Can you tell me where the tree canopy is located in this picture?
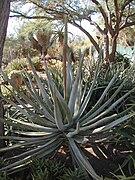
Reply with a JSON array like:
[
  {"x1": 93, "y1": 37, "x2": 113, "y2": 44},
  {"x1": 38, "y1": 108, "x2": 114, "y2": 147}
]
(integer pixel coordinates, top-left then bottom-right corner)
[{"x1": 9, "y1": 0, "x2": 135, "y2": 62}]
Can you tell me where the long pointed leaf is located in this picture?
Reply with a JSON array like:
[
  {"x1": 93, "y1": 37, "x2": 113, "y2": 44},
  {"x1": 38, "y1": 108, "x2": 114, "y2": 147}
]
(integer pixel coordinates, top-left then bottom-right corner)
[
  {"x1": 76, "y1": 57, "x2": 101, "y2": 120},
  {"x1": 0, "y1": 137, "x2": 62, "y2": 172},
  {"x1": 80, "y1": 82, "x2": 135, "y2": 125},
  {"x1": 24, "y1": 71, "x2": 55, "y2": 122},
  {"x1": 91, "y1": 112, "x2": 135, "y2": 134},
  {"x1": 81, "y1": 74, "x2": 128, "y2": 123},
  {"x1": 68, "y1": 138, "x2": 100, "y2": 180},
  {"x1": 44, "y1": 61, "x2": 73, "y2": 125},
  {"x1": 27, "y1": 56, "x2": 53, "y2": 109},
  {"x1": 87, "y1": 68, "x2": 121, "y2": 115},
  {"x1": 66, "y1": 53, "x2": 74, "y2": 101},
  {"x1": 55, "y1": 89, "x2": 73, "y2": 125},
  {"x1": 53, "y1": 87, "x2": 65, "y2": 130},
  {"x1": 68, "y1": 52, "x2": 85, "y2": 115},
  {"x1": 6, "y1": 118, "x2": 58, "y2": 132}
]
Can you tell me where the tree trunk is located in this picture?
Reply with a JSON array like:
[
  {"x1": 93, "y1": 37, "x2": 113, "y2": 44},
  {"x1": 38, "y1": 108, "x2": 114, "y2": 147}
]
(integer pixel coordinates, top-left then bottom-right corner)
[
  {"x1": 109, "y1": 36, "x2": 118, "y2": 62},
  {"x1": 103, "y1": 28, "x2": 109, "y2": 63},
  {"x1": 0, "y1": 0, "x2": 11, "y2": 148}
]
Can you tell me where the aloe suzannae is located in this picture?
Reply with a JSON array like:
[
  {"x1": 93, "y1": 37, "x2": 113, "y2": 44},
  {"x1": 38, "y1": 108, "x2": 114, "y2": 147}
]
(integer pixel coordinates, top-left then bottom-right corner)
[{"x1": 0, "y1": 55, "x2": 135, "y2": 180}]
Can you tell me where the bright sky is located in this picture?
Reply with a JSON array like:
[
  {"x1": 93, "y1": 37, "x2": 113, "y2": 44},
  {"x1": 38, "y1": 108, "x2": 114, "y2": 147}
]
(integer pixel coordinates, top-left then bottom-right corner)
[
  {"x1": 68, "y1": 20, "x2": 96, "y2": 37},
  {"x1": 7, "y1": 17, "x2": 22, "y2": 36}
]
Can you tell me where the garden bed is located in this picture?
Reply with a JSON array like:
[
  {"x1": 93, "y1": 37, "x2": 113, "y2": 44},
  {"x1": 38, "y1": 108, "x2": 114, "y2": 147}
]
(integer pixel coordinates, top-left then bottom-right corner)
[{"x1": 1, "y1": 143, "x2": 134, "y2": 180}]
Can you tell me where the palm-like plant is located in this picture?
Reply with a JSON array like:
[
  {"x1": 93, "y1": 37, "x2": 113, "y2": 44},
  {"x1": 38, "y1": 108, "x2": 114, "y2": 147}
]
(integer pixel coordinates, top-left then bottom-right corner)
[{"x1": 0, "y1": 53, "x2": 135, "y2": 179}]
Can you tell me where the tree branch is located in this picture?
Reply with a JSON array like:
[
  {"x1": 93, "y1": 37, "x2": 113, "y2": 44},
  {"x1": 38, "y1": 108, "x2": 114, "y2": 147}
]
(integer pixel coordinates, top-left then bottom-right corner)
[
  {"x1": 119, "y1": 0, "x2": 134, "y2": 22},
  {"x1": 120, "y1": 20, "x2": 135, "y2": 30},
  {"x1": 69, "y1": 19, "x2": 100, "y2": 52},
  {"x1": 28, "y1": 0, "x2": 65, "y2": 16},
  {"x1": 105, "y1": 0, "x2": 112, "y2": 27},
  {"x1": 10, "y1": 10, "x2": 63, "y2": 20},
  {"x1": 87, "y1": 19, "x2": 104, "y2": 34},
  {"x1": 91, "y1": 0, "x2": 114, "y2": 36},
  {"x1": 114, "y1": 0, "x2": 120, "y2": 31}
]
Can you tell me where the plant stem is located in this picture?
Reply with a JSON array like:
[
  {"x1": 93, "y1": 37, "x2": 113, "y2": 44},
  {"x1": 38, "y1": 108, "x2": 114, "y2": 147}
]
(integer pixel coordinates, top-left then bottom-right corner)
[{"x1": 63, "y1": 15, "x2": 68, "y2": 99}]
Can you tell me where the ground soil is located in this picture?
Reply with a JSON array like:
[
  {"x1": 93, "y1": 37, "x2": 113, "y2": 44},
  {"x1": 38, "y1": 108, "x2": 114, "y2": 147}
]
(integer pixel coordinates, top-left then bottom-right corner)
[
  {"x1": 55, "y1": 143, "x2": 135, "y2": 179},
  {"x1": 1, "y1": 143, "x2": 134, "y2": 179}
]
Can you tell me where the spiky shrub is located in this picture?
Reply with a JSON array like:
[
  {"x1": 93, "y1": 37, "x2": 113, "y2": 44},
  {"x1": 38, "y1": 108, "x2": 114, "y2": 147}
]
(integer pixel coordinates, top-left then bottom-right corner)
[
  {"x1": 115, "y1": 155, "x2": 135, "y2": 177},
  {"x1": 111, "y1": 156, "x2": 135, "y2": 180},
  {"x1": 115, "y1": 117, "x2": 135, "y2": 150},
  {"x1": 47, "y1": 62, "x2": 63, "y2": 95},
  {"x1": 92, "y1": 63, "x2": 135, "y2": 149},
  {"x1": 59, "y1": 168, "x2": 88, "y2": 180},
  {"x1": 4, "y1": 58, "x2": 27, "y2": 75},
  {"x1": 30, "y1": 157, "x2": 65, "y2": 180},
  {"x1": 114, "y1": 52, "x2": 131, "y2": 69},
  {"x1": 1, "y1": 85, "x2": 12, "y2": 98},
  {"x1": 0, "y1": 54, "x2": 135, "y2": 180},
  {"x1": 27, "y1": 57, "x2": 42, "y2": 71},
  {"x1": 99, "y1": 65, "x2": 134, "y2": 109}
]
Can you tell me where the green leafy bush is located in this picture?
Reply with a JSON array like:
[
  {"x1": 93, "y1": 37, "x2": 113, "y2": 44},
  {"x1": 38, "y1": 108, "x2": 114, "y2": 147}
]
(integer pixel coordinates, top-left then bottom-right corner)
[
  {"x1": 1, "y1": 85, "x2": 13, "y2": 98},
  {"x1": 4, "y1": 58, "x2": 28, "y2": 74},
  {"x1": 28, "y1": 57, "x2": 43, "y2": 71}
]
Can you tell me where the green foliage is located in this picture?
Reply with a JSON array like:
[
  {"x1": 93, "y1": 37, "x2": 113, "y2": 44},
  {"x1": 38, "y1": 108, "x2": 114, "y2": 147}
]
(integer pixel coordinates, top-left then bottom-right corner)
[
  {"x1": 1, "y1": 85, "x2": 13, "y2": 98},
  {"x1": 4, "y1": 57, "x2": 43, "y2": 75},
  {"x1": 111, "y1": 157, "x2": 135, "y2": 180},
  {"x1": 112, "y1": 172, "x2": 135, "y2": 180},
  {"x1": 88, "y1": 62, "x2": 135, "y2": 110},
  {"x1": 47, "y1": 61, "x2": 63, "y2": 94},
  {"x1": 0, "y1": 156, "x2": 89, "y2": 180},
  {"x1": 115, "y1": 117, "x2": 135, "y2": 149},
  {"x1": 17, "y1": 19, "x2": 52, "y2": 39},
  {"x1": 111, "y1": 154, "x2": 135, "y2": 180},
  {"x1": 85, "y1": 62, "x2": 135, "y2": 149},
  {"x1": 30, "y1": 157, "x2": 65, "y2": 180},
  {"x1": 4, "y1": 58, "x2": 27, "y2": 75},
  {"x1": 59, "y1": 168, "x2": 88, "y2": 180},
  {"x1": 0, "y1": 171, "x2": 9, "y2": 180},
  {"x1": 114, "y1": 52, "x2": 131, "y2": 69},
  {"x1": 0, "y1": 158, "x2": 9, "y2": 180},
  {"x1": 120, "y1": 155, "x2": 135, "y2": 176},
  {"x1": 0, "y1": 54, "x2": 135, "y2": 180},
  {"x1": 99, "y1": 63, "x2": 135, "y2": 147},
  {"x1": 30, "y1": 57, "x2": 43, "y2": 71}
]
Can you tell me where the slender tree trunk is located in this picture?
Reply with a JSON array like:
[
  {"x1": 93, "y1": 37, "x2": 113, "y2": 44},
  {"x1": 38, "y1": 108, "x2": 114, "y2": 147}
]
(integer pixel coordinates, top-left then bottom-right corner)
[
  {"x1": 0, "y1": 0, "x2": 11, "y2": 148},
  {"x1": 103, "y1": 28, "x2": 109, "y2": 63},
  {"x1": 109, "y1": 36, "x2": 118, "y2": 62}
]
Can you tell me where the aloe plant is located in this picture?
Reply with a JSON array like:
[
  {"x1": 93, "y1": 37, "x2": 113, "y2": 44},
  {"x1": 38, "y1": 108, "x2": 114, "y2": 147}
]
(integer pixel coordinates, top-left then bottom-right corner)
[
  {"x1": 0, "y1": 54, "x2": 135, "y2": 179},
  {"x1": 30, "y1": 157, "x2": 65, "y2": 180},
  {"x1": 59, "y1": 168, "x2": 88, "y2": 180}
]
